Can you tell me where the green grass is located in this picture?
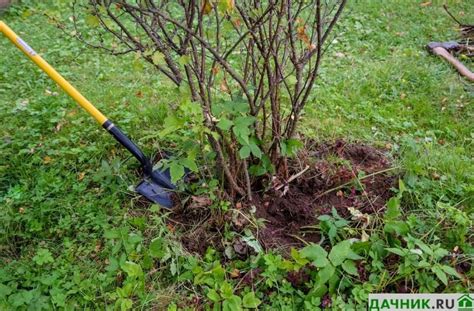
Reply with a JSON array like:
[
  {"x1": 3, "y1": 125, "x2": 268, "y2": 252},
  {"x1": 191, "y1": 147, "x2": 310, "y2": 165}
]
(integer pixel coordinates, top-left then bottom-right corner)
[{"x1": 1, "y1": 0, "x2": 473, "y2": 309}]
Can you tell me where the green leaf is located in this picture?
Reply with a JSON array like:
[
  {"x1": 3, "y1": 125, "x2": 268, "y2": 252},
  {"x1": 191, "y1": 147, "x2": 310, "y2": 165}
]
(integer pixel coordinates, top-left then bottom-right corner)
[
  {"x1": 286, "y1": 139, "x2": 303, "y2": 157},
  {"x1": 121, "y1": 261, "x2": 143, "y2": 278},
  {"x1": 159, "y1": 115, "x2": 184, "y2": 136},
  {"x1": 328, "y1": 240, "x2": 352, "y2": 266},
  {"x1": 234, "y1": 116, "x2": 255, "y2": 127},
  {"x1": 398, "y1": 179, "x2": 406, "y2": 194},
  {"x1": 241, "y1": 235, "x2": 263, "y2": 253},
  {"x1": 300, "y1": 244, "x2": 329, "y2": 268},
  {"x1": 433, "y1": 248, "x2": 449, "y2": 259},
  {"x1": 386, "y1": 247, "x2": 406, "y2": 257},
  {"x1": 119, "y1": 298, "x2": 133, "y2": 310},
  {"x1": 223, "y1": 295, "x2": 242, "y2": 311},
  {"x1": 346, "y1": 250, "x2": 364, "y2": 260},
  {"x1": 33, "y1": 248, "x2": 54, "y2": 266},
  {"x1": 341, "y1": 260, "x2": 358, "y2": 276},
  {"x1": 384, "y1": 221, "x2": 409, "y2": 235},
  {"x1": 385, "y1": 197, "x2": 401, "y2": 220},
  {"x1": 432, "y1": 265, "x2": 448, "y2": 286},
  {"x1": 239, "y1": 146, "x2": 251, "y2": 159},
  {"x1": 249, "y1": 142, "x2": 262, "y2": 159},
  {"x1": 170, "y1": 162, "x2": 185, "y2": 183},
  {"x1": 220, "y1": 282, "x2": 233, "y2": 299},
  {"x1": 180, "y1": 158, "x2": 198, "y2": 172},
  {"x1": 309, "y1": 283, "x2": 328, "y2": 298},
  {"x1": 414, "y1": 239, "x2": 433, "y2": 256},
  {"x1": 207, "y1": 289, "x2": 221, "y2": 302},
  {"x1": 317, "y1": 264, "x2": 335, "y2": 284},
  {"x1": 152, "y1": 51, "x2": 165, "y2": 66},
  {"x1": 85, "y1": 15, "x2": 100, "y2": 27},
  {"x1": 242, "y1": 292, "x2": 261, "y2": 308},
  {"x1": 232, "y1": 101, "x2": 249, "y2": 113},
  {"x1": 0, "y1": 284, "x2": 12, "y2": 298},
  {"x1": 291, "y1": 248, "x2": 309, "y2": 267},
  {"x1": 441, "y1": 265, "x2": 460, "y2": 278},
  {"x1": 217, "y1": 118, "x2": 233, "y2": 131},
  {"x1": 149, "y1": 238, "x2": 165, "y2": 258},
  {"x1": 178, "y1": 55, "x2": 190, "y2": 66},
  {"x1": 286, "y1": 75, "x2": 297, "y2": 85}
]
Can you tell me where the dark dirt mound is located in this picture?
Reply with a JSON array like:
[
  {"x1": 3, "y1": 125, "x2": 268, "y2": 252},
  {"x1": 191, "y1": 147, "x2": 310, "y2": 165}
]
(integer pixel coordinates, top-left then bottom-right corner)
[{"x1": 169, "y1": 140, "x2": 397, "y2": 255}]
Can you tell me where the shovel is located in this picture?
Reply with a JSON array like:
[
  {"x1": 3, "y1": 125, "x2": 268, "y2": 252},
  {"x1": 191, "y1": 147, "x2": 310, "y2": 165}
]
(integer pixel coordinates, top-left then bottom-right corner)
[{"x1": 0, "y1": 21, "x2": 176, "y2": 208}]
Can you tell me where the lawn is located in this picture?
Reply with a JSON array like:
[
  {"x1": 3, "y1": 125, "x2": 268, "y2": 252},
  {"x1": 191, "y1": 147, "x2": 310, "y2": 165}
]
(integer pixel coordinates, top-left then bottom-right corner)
[{"x1": 0, "y1": 0, "x2": 472, "y2": 310}]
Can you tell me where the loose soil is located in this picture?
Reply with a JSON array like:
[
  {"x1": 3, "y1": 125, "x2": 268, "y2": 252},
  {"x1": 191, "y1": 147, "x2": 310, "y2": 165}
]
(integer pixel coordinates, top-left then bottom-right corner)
[{"x1": 169, "y1": 140, "x2": 397, "y2": 256}]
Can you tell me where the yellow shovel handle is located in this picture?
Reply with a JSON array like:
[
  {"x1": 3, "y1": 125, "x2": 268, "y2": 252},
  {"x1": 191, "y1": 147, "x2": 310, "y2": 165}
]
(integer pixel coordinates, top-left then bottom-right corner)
[{"x1": 0, "y1": 21, "x2": 108, "y2": 125}]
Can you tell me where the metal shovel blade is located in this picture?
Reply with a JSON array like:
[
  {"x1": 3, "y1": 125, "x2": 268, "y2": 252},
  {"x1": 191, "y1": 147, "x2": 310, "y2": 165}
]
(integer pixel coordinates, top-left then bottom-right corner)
[{"x1": 136, "y1": 178, "x2": 174, "y2": 209}]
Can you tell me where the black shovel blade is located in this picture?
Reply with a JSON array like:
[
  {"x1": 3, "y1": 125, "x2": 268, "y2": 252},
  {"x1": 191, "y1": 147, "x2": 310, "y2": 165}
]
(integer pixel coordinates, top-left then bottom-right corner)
[{"x1": 136, "y1": 179, "x2": 174, "y2": 209}]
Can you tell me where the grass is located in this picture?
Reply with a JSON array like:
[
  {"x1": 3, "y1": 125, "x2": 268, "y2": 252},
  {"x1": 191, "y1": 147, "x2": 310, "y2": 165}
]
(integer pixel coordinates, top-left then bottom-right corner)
[{"x1": 0, "y1": 0, "x2": 473, "y2": 309}]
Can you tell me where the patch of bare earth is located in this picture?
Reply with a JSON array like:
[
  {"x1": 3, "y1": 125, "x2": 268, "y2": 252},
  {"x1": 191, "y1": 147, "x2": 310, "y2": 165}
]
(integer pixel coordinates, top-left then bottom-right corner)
[{"x1": 169, "y1": 140, "x2": 397, "y2": 256}]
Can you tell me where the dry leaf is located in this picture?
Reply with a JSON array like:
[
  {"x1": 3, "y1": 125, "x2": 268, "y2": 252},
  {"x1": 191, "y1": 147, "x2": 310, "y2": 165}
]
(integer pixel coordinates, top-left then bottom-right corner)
[
  {"x1": 230, "y1": 268, "x2": 240, "y2": 278},
  {"x1": 420, "y1": 1, "x2": 431, "y2": 7},
  {"x1": 78, "y1": 172, "x2": 86, "y2": 181},
  {"x1": 95, "y1": 242, "x2": 102, "y2": 253},
  {"x1": 202, "y1": 0, "x2": 212, "y2": 15},
  {"x1": 43, "y1": 156, "x2": 52, "y2": 164},
  {"x1": 220, "y1": 79, "x2": 230, "y2": 93},
  {"x1": 67, "y1": 109, "x2": 77, "y2": 117},
  {"x1": 190, "y1": 196, "x2": 212, "y2": 209},
  {"x1": 54, "y1": 122, "x2": 63, "y2": 132},
  {"x1": 232, "y1": 18, "x2": 241, "y2": 27},
  {"x1": 361, "y1": 230, "x2": 369, "y2": 242},
  {"x1": 297, "y1": 26, "x2": 310, "y2": 45},
  {"x1": 166, "y1": 224, "x2": 176, "y2": 233}
]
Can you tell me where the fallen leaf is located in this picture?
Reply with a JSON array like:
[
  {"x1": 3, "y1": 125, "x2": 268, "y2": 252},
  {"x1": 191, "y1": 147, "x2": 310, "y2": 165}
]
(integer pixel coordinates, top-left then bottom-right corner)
[
  {"x1": 230, "y1": 268, "x2": 240, "y2": 278},
  {"x1": 190, "y1": 196, "x2": 212, "y2": 208},
  {"x1": 19, "y1": 207, "x2": 25, "y2": 214},
  {"x1": 95, "y1": 242, "x2": 102, "y2": 253},
  {"x1": 420, "y1": 1, "x2": 431, "y2": 7},
  {"x1": 166, "y1": 224, "x2": 175, "y2": 233},
  {"x1": 54, "y1": 122, "x2": 63, "y2": 132},
  {"x1": 361, "y1": 230, "x2": 369, "y2": 242},
  {"x1": 78, "y1": 172, "x2": 86, "y2": 181},
  {"x1": 43, "y1": 156, "x2": 52, "y2": 164},
  {"x1": 135, "y1": 91, "x2": 143, "y2": 98}
]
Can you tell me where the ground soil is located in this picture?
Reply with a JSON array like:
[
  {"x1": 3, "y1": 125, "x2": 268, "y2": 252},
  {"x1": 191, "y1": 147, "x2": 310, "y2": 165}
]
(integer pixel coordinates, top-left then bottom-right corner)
[{"x1": 169, "y1": 140, "x2": 397, "y2": 256}]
